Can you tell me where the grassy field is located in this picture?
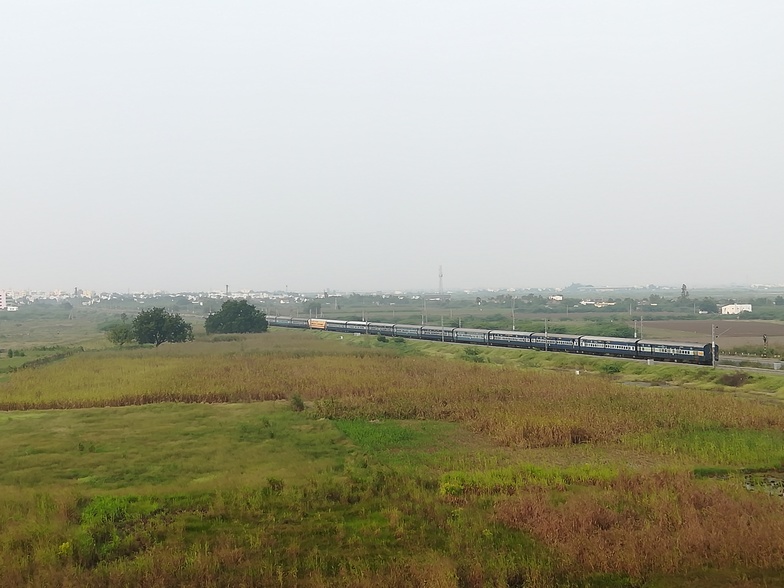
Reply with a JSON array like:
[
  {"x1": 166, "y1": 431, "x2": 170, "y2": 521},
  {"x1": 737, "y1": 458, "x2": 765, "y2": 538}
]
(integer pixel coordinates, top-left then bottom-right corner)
[{"x1": 3, "y1": 330, "x2": 784, "y2": 586}]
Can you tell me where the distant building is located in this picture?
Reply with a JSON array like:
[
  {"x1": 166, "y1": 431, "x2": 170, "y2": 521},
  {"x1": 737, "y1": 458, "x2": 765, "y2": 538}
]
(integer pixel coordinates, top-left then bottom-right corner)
[
  {"x1": 721, "y1": 304, "x2": 752, "y2": 315},
  {"x1": 0, "y1": 290, "x2": 6, "y2": 310}
]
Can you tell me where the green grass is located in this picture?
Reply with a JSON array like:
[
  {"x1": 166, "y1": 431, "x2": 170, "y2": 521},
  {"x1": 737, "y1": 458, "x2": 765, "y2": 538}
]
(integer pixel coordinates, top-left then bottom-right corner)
[
  {"x1": 335, "y1": 419, "x2": 448, "y2": 451},
  {"x1": 439, "y1": 463, "x2": 620, "y2": 496},
  {"x1": 0, "y1": 403, "x2": 352, "y2": 492},
  {"x1": 0, "y1": 345, "x2": 80, "y2": 372},
  {"x1": 624, "y1": 427, "x2": 784, "y2": 468}
]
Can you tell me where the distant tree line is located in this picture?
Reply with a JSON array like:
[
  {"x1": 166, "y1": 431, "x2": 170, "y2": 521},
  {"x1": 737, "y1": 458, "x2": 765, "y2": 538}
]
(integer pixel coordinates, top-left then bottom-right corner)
[
  {"x1": 106, "y1": 308, "x2": 194, "y2": 347},
  {"x1": 106, "y1": 300, "x2": 268, "y2": 347}
]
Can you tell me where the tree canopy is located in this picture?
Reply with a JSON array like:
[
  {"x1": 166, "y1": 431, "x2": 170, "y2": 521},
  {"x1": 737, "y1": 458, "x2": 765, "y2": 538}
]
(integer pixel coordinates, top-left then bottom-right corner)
[
  {"x1": 106, "y1": 322, "x2": 134, "y2": 346},
  {"x1": 132, "y1": 307, "x2": 193, "y2": 347},
  {"x1": 205, "y1": 299, "x2": 268, "y2": 335}
]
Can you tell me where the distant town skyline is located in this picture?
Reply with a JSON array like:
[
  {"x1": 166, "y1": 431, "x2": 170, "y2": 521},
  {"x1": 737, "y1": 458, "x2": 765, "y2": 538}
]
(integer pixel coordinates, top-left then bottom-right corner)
[{"x1": 3, "y1": 278, "x2": 784, "y2": 298}]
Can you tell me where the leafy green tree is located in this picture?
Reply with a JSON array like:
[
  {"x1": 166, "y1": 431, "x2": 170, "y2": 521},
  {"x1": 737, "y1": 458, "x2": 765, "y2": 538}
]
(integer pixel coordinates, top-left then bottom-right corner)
[
  {"x1": 205, "y1": 299, "x2": 268, "y2": 335},
  {"x1": 106, "y1": 322, "x2": 134, "y2": 346},
  {"x1": 132, "y1": 307, "x2": 193, "y2": 347}
]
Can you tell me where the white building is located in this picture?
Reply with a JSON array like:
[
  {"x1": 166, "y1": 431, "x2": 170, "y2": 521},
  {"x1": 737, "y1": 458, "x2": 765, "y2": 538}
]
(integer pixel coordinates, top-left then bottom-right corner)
[
  {"x1": 0, "y1": 290, "x2": 6, "y2": 310},
  {"x1": 721, "y1": 304, "x2": 752, "y2": 315}
]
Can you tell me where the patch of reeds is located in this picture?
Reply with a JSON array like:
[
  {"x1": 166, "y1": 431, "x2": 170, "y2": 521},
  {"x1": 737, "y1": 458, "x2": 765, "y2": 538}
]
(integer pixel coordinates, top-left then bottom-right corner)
[
  {"x1": 4, "y1": 343, "x2": 784, "y2": 458},
  {"x1": 496, "y1": 470, "x2": 784, "y2": 581}
]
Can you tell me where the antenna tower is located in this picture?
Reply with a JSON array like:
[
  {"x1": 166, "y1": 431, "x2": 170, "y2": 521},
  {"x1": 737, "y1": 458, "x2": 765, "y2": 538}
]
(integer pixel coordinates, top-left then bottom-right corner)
[{"x1": 438, "y1": 265, "x2": 443, "y2": 295}]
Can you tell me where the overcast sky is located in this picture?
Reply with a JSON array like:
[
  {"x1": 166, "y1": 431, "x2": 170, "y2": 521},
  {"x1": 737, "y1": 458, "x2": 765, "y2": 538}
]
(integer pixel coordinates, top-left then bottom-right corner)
[{"x1": 2, "y1": 1, "x2": 782, "y2": 293}]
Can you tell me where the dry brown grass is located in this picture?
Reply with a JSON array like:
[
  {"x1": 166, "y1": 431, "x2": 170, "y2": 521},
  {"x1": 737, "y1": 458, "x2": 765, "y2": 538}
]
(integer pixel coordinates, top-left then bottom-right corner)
[
  {"x1": 4, "y1": 345, "x2": 784, "y2": 450},
  {"x1": 496, "y1": 470, "x2": 784, "y2": 580}
]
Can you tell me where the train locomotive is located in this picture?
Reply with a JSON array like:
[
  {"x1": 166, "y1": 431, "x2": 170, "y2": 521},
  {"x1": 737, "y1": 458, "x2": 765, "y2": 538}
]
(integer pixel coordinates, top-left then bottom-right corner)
[{"x1": 267, "y1": 316, "x2": 718, "y2": 366}]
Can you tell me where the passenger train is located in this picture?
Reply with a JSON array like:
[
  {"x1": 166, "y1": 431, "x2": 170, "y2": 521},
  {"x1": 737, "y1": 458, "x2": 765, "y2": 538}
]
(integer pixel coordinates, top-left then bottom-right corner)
[{"x1": 267, "y1": 316, "x2": 718, "y2": 366}]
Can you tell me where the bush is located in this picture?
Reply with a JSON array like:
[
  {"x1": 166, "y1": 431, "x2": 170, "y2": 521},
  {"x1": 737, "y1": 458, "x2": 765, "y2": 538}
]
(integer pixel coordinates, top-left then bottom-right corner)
[
  {"x1": 463, "y1": 347, "x2": 486, "y2": 363},
  {"x1": 718, "y1": 371, "x2": 750, "y2": 387},
  {"x1": 290, "y1": 394, "x2": 305, "y2": 412}
]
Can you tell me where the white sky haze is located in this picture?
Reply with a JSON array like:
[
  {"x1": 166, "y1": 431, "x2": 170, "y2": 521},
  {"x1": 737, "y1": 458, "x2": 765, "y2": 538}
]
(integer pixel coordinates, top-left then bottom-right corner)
[{"x1": 2, "y1": 1, "x2": 783, "y2": 293}]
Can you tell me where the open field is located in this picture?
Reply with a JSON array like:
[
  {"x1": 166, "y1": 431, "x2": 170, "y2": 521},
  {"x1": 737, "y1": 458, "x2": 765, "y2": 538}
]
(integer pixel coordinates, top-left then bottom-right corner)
[
  {"x1": 3, "y1": 330, "x2": 784, "y2": 586},
  {"x1": 641, "y1": 319, "x2": 784, "y2": 344}
]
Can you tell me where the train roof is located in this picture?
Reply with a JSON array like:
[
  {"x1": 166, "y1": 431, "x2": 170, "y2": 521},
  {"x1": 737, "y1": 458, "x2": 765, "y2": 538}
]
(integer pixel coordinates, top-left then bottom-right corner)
[
  {"x1": 454, "y1": 327, "x2": 492, "y2": 333},
  {"x1": 636, "y1": 339, "x2": 709, "y2": 347},
  {"x1": 488, "y1": 329, "x2": 535, "y2": 337},
  {"x1": 579, "y1": 335, "x2": 639, "y2": 343},
  {"x1": 530, "y1": 332, "x2": 580, "y2": 339}
]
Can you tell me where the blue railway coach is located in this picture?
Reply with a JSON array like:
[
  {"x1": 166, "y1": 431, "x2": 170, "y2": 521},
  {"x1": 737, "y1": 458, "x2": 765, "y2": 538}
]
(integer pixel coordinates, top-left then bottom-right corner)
[{"x1": 268, "y1": 317, "x2": 718, "y2": 366}]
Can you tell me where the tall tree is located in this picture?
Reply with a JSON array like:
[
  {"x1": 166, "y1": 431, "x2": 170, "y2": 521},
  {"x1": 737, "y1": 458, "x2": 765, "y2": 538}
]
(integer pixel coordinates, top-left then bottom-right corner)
[
  {"x1": 205, "y1": 299, "x2": 268, "y2": 334},
  {"x1": 132, "y1": 307, "x2": 193, "y2": 347}
]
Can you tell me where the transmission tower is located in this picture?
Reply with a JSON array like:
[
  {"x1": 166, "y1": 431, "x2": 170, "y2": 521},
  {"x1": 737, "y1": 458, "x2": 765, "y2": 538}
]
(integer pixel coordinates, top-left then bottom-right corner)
[{"x1": 438, "y1": 265, "x2": 443, "y2": 295}]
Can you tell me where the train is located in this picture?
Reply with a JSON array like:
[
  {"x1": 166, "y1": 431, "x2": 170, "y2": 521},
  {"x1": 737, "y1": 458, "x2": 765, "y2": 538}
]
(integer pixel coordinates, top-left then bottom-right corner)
[{"x1": 267, "y1": 316, "x2": 718, "y2": 366}]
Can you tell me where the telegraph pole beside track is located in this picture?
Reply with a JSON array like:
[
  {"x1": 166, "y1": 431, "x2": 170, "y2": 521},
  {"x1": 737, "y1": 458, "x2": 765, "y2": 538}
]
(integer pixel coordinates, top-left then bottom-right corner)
[{"x1": 544, "y1": 317, "x2": 548, "y2": 352}]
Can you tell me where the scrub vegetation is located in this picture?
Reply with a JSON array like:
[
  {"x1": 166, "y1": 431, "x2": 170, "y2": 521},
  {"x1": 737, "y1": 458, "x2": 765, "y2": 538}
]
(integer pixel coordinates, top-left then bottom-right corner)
[{"x1": 2, "y1": 330, "x2": 784, "y2": 586}]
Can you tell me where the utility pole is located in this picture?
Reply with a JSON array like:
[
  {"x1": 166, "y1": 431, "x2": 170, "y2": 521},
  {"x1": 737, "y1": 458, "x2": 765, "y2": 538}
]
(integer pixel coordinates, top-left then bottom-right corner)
[
  {"x1": 545, "y1": 317, "x2": 548, "y2": 352},
  {"x1": 512, "y1": 297, "x2": 516, "y2": 331},
  {"x1": 712, "y1": 324, "x2": 717, "y2": 368}
]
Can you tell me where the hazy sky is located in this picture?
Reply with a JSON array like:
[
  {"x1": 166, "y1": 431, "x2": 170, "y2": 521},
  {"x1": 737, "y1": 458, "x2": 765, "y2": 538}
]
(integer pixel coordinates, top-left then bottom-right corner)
[{"x1": 3, "y1": 1, "x2": 783, "y2": 293}]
